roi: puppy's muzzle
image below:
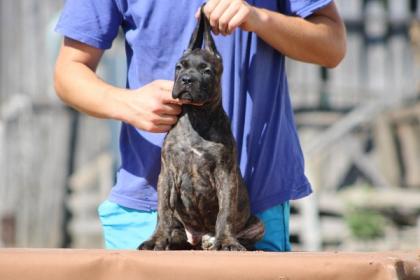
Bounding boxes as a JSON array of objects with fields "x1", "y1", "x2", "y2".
[
  {"x1": 173, "y1": 74, "x2": 198, "y2": 100},
  {"x1": 181, "y1": 75, "x2": 194, "y2": 85}
]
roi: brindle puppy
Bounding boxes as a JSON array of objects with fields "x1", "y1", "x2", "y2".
[{"x1": 138, "y1": 7, "x2": 264, "y2": 251}]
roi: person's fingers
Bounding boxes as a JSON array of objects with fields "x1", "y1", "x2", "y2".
[
  {"x1": 136, "y1": 116, "x2": 174, "y2": 133},
  {"x1": 155, "y1": 80, "x2": 174, "y2": 91},
  {"x1": 208, "y1": 1, "x2": 231, "y2": 34},
  {"x1": 156, "y1": 84, "x2": 184, "y2": 106},
  {"x1": 227, "y1": 5, "x2": 250, "y2": 34},
  {"x1": 161, "y1": 95, "x2": 184, "y2": 106},
  {"x1": 204, "y1": 0, "x2": 221, "y2": 34},
  {"x1": 151, "y1": 124, "x2": 173, "y2": 133},
  {"x1": 159, "y1": 103, "x2": 182, "y2": 115},
  {"x1": 155, "y1": 114, "x2": 179, "y2": 126},
  {"x1": 195, "y1": 7, "x2": 201, "y2": 19},
  {"x1": 218, "y1": 2, "x2": 241, "y2": 35},
  {"x1": 203, "y1": 0, "x2": 220, "y2": 17}
]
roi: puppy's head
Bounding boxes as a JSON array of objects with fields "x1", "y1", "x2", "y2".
[
  {"x1": 172, "y1": 49, "x2": 222, "y2": 106},
  {"x1": 172, "y1": 5, "x2": 223, "y2": 106}
]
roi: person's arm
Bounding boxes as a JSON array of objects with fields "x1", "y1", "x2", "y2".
[
  {"x1": 54, "y1": 38, "x2": 183, "y2": 133},
  {"x1": 202, "y1": 0, "x2": 346, "y2": 68}
]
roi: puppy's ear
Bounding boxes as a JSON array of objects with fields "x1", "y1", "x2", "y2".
[
  {"x1": 186, "y1": 5, "x2": 221, "y2": 60},
  {"x1": 186, "y1": 5, "x2": 205, "y2": 52},
  {"x1": 201, "y1": 6, "x2": 221, "y2": 60}
]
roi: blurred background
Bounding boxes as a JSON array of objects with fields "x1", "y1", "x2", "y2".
[{"x1": 0, "y1": 0, "x2": 419, "y2": 251}]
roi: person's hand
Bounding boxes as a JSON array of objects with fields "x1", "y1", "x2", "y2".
[
  {"x1": 197, "y1": 0, "x2": 261, "y2": 36},
  {"x1": 122, "y1": 80, "x2": 184, "y2": 133}
]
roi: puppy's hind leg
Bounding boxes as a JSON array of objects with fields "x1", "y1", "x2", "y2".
[
  {"x1": 168, "y1": 218, "x2": 193, "y2": 250},
  {"x1": 236, "y1": 215, "x2": 265, "y2": 251}
]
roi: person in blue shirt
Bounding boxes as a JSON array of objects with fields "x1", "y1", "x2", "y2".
[{"x1": 54, "y1": 0, "x2": 346, "y2": 251}]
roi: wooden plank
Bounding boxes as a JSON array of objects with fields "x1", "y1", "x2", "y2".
[
  {"x1": 336, "y1": 188, "x2": 420, "y2": 212},
  {"x1": 389, "y1": 35, "x2": 411, "y2": 98},
  {"x1": 290, "y1": 216, "x2": 348, "y2": 244},
  {"x1": 69, "y1": 153, "x2": 112, "y2": 193},
  {"x1": 292, "y1": 195, "x2": 322, "y2": 251},
  {"x1": 396, "y1": 122, "x2": 420, "y2": 188},
  {"x1": 373, "y1": 115, "x2": 401, "y2": 187},
  {"x1": 12, "y1": 108, "x2": 69, "y2": 247},
  {"x1": 321, "y1": 136, "x2": 358, "y2": 191},
  {"x1": 389, "y1": 0, "x2": 410, "y2": 24},
  {"x1": 304, "y1": 102, "x2": 387, "y2": 157},
  {"x1": 1, "y1": 249, "x2": 419, "y2": 280},
  {"x1": 329, "y1": 32, "x2": 363, "y2": 107},
  {"x1": 68, "y1": 221, "x2": 102, "y2": 236},
  {"x1": 0, "y1": 0, "x2": 21, "y2": 100},
  {"x1": 0, "y1": 106, "x2": 72, "y2": 247},
  {"x1": 351, "y1": 149, "x2": 393, "y2": 189},
  {"x1": 365, "y1": 1, "x2": 388, "y2": 94},
  {"x1": 36, "y1": 109, "x2": 72, "y2": 247},
  {"x1": 387, "y1": 102, "x2": 420, "y2": 122},
  {"x1": 67, "y1": 151, "x2": 113, "y2": 248},
  {"x1": 295, "y1": 111, "x2": 342, "y2": 127},
  {"x1": 335, "y1": 0, "x2": 363, "y2": 21},
  {"x1": 21, "y1": 0, "x2": 37, "y2": 98}
]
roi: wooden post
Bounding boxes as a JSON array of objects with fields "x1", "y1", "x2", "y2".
[
  {"x1": 330, "y1": 0, "x2": 363, "y2": 108},
  {"x1": 373, "y1": 116, "x2": 400, "y2": 187},
  {"x1": 397, "y1": 121, "x2": 420, "y2": 188},
  {"x1": 364, "y1": 1, "x2": 388, "y2": 96}
]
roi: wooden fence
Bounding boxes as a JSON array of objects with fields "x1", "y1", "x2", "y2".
[
  {"x1": 287, "y1": 0, "x2": 420, "y2": 251},
  {"x1": 0, "y1": 1, "x2": 116, "y2": 248},
  {"x1": 288, "y1": 0, "x2": 419, "y2": 109},
  {"x1": 0, "y1": 0, "x2": 68, "y2": 248}
]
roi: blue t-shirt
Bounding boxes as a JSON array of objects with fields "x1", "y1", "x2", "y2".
[{"x1": 56, "y1": 0, "x2": 331, "y2": 213}]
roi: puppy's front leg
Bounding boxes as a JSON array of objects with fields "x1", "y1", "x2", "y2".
[
  {"x1": 138, "y1": 166, "x2": 190, "y2": 250},
  {"x1": 208, "y1": 167, "x2": 246, "y2": 251}
]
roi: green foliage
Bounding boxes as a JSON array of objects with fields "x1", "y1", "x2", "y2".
[{"x1": 345, "y1": 208, "x2": 386, "y2": 240}]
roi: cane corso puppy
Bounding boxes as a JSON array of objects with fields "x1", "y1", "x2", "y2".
[{"x1": 138, "y1": 7, "x2": 264, "y2": 251}]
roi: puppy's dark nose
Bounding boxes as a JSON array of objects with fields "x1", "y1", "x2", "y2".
[{"x1": 181, "y1": 75, "x2": 193, "y2": 85}]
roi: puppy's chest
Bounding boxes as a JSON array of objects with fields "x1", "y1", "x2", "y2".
[{"x1": 163, "y1": 127, "x2": 224, "y2": 169}]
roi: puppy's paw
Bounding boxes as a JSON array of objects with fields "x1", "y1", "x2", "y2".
[
  {"x1": 205, "y1": 236, "x2": 246, "y2": 251},
  {"x1": 220, "y1": 240, "x2": 246, "y2": 251},
  {"x1": 138, "y1": 238, "x2": 161, "y2": 250},
  {"x1": 201, "y1": 234, "x2": 216, "y2": 250},
  {"x1": 137, "y1": 238, "x2": 168, "y2": 251},
  {"x1": 138, "y1": 233, "x2": 191, "y2": 251}
]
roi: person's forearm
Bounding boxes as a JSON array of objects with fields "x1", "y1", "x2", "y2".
[
  {"x1": 251, "y1": 6, "x2": 346, "y2": 68},
  {"x1": 54, "y1": 37, "x2": 183, "y2": 133},
  {"x1": 54, "y1": 59, "x2": 128, "y2": 121}
]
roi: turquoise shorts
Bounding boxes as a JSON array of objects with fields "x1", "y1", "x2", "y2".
[{"x1": 98, "y1": 200, "x2": 291, "y2": 252}]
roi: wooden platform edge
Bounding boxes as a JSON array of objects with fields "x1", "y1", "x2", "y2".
[{"x1": 0, "y1": 249, "x2": 418, "y2": 280}]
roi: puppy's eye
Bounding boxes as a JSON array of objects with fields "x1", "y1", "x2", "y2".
[
  {"x1": 203, "y1": 69, "x2": 213, "y2": 75},
  {"x1": 181, "y1": 60, "x2": 189, "y2": 67},
  {"x1": 175, "y1": 64, "x2": 182, "y2": 71}
]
